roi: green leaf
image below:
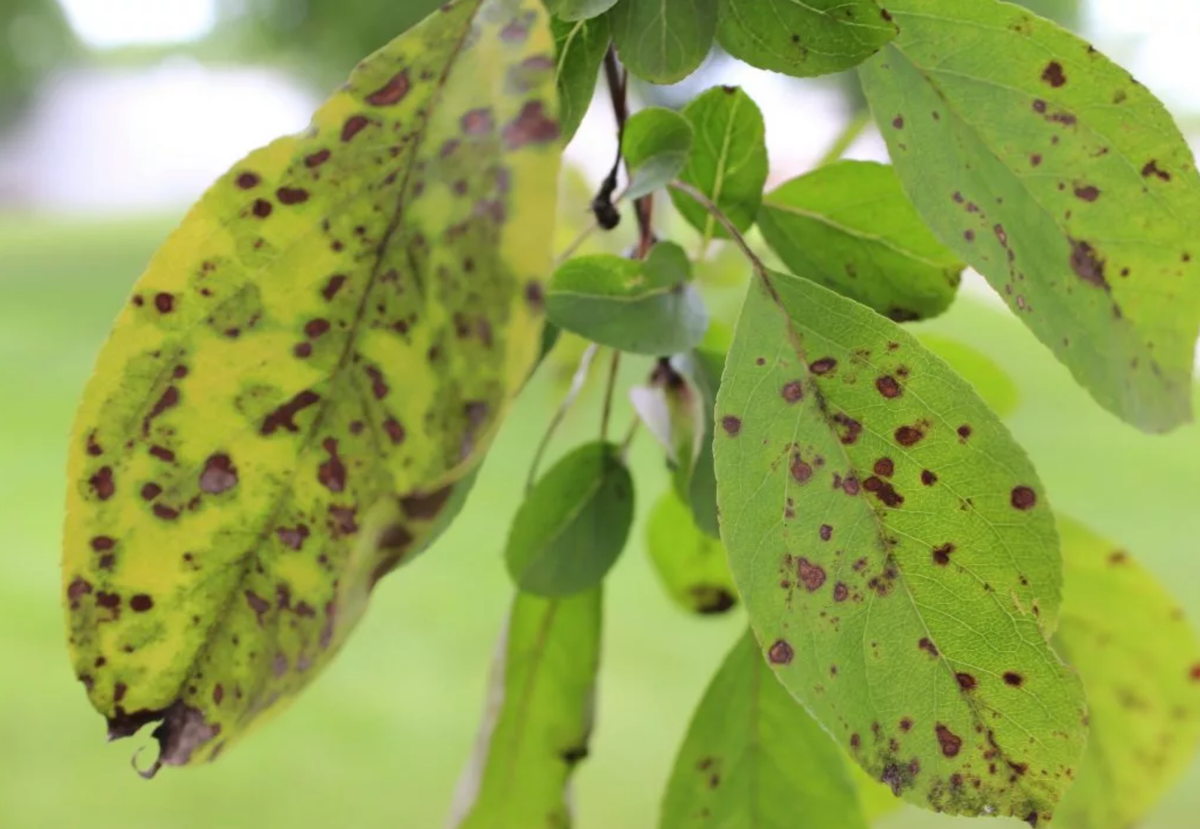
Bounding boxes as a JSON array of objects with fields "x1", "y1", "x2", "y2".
[
  {"x1": 546, "y1": 0, "x2": 621, "y2": 21},
  {"x1": 1053, "y1": 517, "x2": 1200, "y2": 829},
  {"x1": 546, "y1": 242, "x2": 708, "y2": 355},
  {"x1": 449, "y1": 589, "x2": 602, "y2": 828},
  {"x1": 671, "y1": 85, "x2": 769, "y2": 243},
  {"x1": 916, "y1": 333, "x2": 1020, "y2": 419},
  {"x1": 646, "y1": 489, "x2": 737, "y2": 615},
  {"x1": 715, "y1": 0, "x2": 896, "y2": 78},
  {"x1": 660, "y1": 630, "x2": 869, "y2": 828},
  {"x1": 713, "y1": 271, "x2": 1087, "y2": 820},
  {"x1": 672, "y1": 330, "x2": 728, "y2": 538},
  {"x1": 630, "y1": 361, "x2": 706, "y2": 477},
  {"x1": 610, "y1": 0, "x2": 717, "y2": 84},
  {"x1": 551, "y1": 13, "x2": 610, "y2": 143},
  {"x1": 758, "y1": 161, "x2": 963, "y2": 322},
  {"x1": 858, "y1": 0, "x2": 1200, "y2": 433},
  {"x1": 622, "y1": 107, "x2": 695, "y2": 200},
  {"x1": 62, "y1": 0, "x2": 561, "y2": 770},
  {"x1": 505, "y1": 442, "x2": 635, "y2": 597}
]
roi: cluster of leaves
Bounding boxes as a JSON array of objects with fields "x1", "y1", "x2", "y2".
[{"x1": 62, "y1": 0, "x2": 1200, "y2": 827}]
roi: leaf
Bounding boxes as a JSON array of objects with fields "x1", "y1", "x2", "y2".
[
  {"x1": 546, "y1": 241, "x2": 708, "y2": 355},
  {"x1": 630, "y1": 361, "x2": 706, "y2": 473},
  {"x1": 713, "y1": 270, "x2": 1087, "y2": 820},
  {"x1": 505, "y1": 442, "x2": 635, "y2": 597},
  {"x1": 660, "y1": 630, "x2": 869, "y2": 828},
  {"x1": 62, "y1": 0, "x2": 562, "y2": 770},
  {"x1": 671, "y1": 85, "x2": 769, "y2": 243},
  {"x1": 858, "y1": 0, "x2": 1200, "y2": 433},
  {"x1": 546, "y1": 0, "x2": 622, "y2": 21},
  {"x1": 715, "y1": 0, "x2": 896, "y2": 78},
  {"x1": 673, "y1": 329, "x2": 728, "y2": 538},
  {"x1": 621, "y1": 107, "x2": 695, "y2": 200},
  {"x1": 551, "y1": 13, "x2": 610, "y2": 143},
  {"x1": 610, "y1": 0, "x2": 717, "y2": 84},
  {"x1": 917, "y1": 333, "x2": 1020, "y2": 419},
  {"x1": 646, "y1": 489, "x2": 737, "y2": 615},
  {"x1": 758, "y1": 161, "x2": 963, "y2": 322},
  {"x1": 449, "y1": 588, "x2": 602, "y2": 829},
  {"x1": 1052, "y1": 516, "x2": 1200, "y2": 829}
]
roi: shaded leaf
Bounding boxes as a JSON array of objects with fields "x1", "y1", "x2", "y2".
[
  {"x1": 62, "y1": 0, "x2": 561, "y2": 769},
  {"x1": 715, "y1": 0, "x2": 896, "y2": 78},
  {"x1": 505, "y1": 442, "x2": 634, "y2": 597},
  {"x1": 551, "y1": 13, "x2": 610, "y2": 143},
  {"x1": 449, "y1": 588, "x2": 602, "y2": 828},
  {"x1": 758, "y1": 161, "x2": 963, "y2": 322},
  {"x1": 547, "y1": 0, "x2": 622, "y2": 21},
  {"x1": 916, "y1": 333, "x2": 1020, "y2": 419},
  {"x1": 858, "y1": 0, "x2": 1200, "y2": 433},
  {"x1": 673, "y1": 328, "x2": 728, "y2": 538},
  {"x1": 622, "y1": 107, "x2": 695, "y2": 200},
  {"x1": 646, "y1": 489, "x2": 737, "y2": 616},
  {"x1": 713, "y1": 270, "x2": 1087, "y2": 820},
  {"x1": 610, "y1": 0, "x2": 717, "y2": 84},
  {"x1": 547, "y1": 241, "x2": 708, "y2": 355},
  {"x1": 660, "y1": 630, "x2": 869, "y2": 828},
  {"x1": 630, "y1": 360, "x2": 706, "y2": 473},
  {"x1": 1053, "y1": 516, "x2": 1200, "y2": 829},
  {"x1": 671, "y1": 85, "x2": 769, "y2": 242}
]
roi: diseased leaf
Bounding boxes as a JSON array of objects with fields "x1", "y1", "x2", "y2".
[
  {"x1": 671, "y1": 85, "x2": 768, "y2": 242},
  {"x1": 715, "y1": 0, "x2": 896, "y2": 78},
  {"x1": 660, "y1": 630, "x2": 869, "y2": 828},
  {"x1": 917, "y1": 333, "x2": 1020, "y2": 419},
  {"x1": 672, "y1": 328, "x2": 728, "y2": 539},
  {"x1": 610, "y1": 0, "x2": 717, "y2": 84},
  {"x1": 758, "y1": 161, "x2": 963, "y2": 322},
  {"x1": 713, "y1": 271, "x2": 1087, "y2": 820},
  {"x1": 551, "y1": 13, "x2": 610, "y2": 143},
  {"x1": 858, "y1": 0, "x2": 1200, "y2": 433},
  {"x1": 546, "y1": 242, "x2": 708, "y2": 355},
  {"x1": 646, "y1": 489, "x2": 737, "y2": 616},
  {"x1": 62, "y1": 0, "x2": 561, "y2": 770},
  {"x1": 630, "y1": 360, "x2": 706, "y2": 474},
  {"x1": 546, "y1": 0, "x2": 622, "y2": 21},
  {"x1": 449, "y1": 589, "x2": 602, "y2": 829},
  {"x1": 1053, "y1": 517, "x2": 1200, "y2": 829},
  {"x1": 505, "y1": 442, "x2": 634, "y2": 597},
  {"x1": 622, "y1": 107, "x2": 695, "y2": 200}
]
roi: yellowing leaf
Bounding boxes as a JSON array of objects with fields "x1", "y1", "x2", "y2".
[
  {"x1": 1054, "y1": 517, "x2": 1200, "y2": 829},
  {"x1": 859, "y1": 0, "x2": 1200, "y2": 433},
  {"x1": 63, "y1": 0, "x2": 561, "y2": 770},
  {"x1": 646, "y1": 489, "x2": 737, "y2": 615},
  {"x1": 714, "y1": 271, "x2": 1087, "y2": 821}
]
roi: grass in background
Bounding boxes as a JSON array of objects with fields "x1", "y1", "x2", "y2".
[{"x1": 2, "y1": 214, "x2": 1199, "y2": 829}]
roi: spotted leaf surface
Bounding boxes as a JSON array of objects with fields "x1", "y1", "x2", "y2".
[
  {"x1": 660, "y1": 630, "x2": 869, "y2": 828},
  {"x1": 62, "y1": 0, "x2": 561, "y2": 770},
  {"x1": 449, "y1": 589, "x2": 602, "y2": 829},
  {"x1": 714, "y1": 271, "x2": 1087, "y2": 820},
  {"x1": 670, "y1": 85, "x2": 768, "y2": 243},
  {"x1": 858, "y1": 0, "x2": 1200, "y2": 433},
  {"x1": 758, "y1": 161, "x2": 964, "y2": 323},
  {"x1": 646, "y1": 489, "x2": 737, "y2": 616},
  {"x1": 551, "y1": 13, "x2": 610, "y2": 143},
  {"x1": 1053, "y1": 517, "x2": 1200, "y2": 829},
  {"x1": 716, "y1": 0, "x2": 895, "y2": 78},
  {"x1": 917, "y1": 334, "x2": 1020, "y2": 420},
  {"x1": 610, "y1": 0, "x2": 717, "y2": 84}
]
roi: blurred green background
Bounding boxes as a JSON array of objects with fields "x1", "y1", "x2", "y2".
[{"x1": 3, "y1": 1, "x2": 1200, "y2": 828}]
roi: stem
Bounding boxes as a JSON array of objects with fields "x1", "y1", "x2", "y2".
[
  {"x1": 526, "y1": 343, "x2": 600, "y2": 491},
  {"x1": 619, "y1": 417, "x2": 641, "y2": 461},
  {"x1": 817, "y1": 108, "x2": 872, "y2": 167},
  {"x1": 555, "y1": 219, "x2": 600, "y2": 267},
  {"x1": 599, "y1": 349, "x2": 621, "y2": 442},
  {"x1": 599, "y1": 47, "x2": 656, "y2": 254}
]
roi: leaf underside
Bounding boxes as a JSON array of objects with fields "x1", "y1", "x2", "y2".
[{"x1": 63, "y1": 0, "x2": 561, "y2": 768}]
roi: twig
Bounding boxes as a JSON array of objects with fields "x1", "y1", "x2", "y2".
[
  {"x1": 817, "y1": 108, "x2": 872, "y2": 168},
  {"x1": 599, "y1": 349, "x2": 621, "y2": 442},
  {"x1": 526, "y1": 343, "x2": 600, "y2": 491}
]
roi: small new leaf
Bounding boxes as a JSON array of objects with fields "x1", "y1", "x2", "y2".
[
  {"x1": 622, "y1": 107, "x2": 695, "y2": 200},
  {"x1": 610, "y1": 0, "x2": 718, "y2": 84},
  {"x1": 716, "y1": 0, "x2": 896, "y2": 78},
  {"x1": 551, "y1": 13, "x2": 611, "y2": 143},
  {"x1": 1053, "y1": 517, "x2": 1200, "y2": 829},
  {"x1": 505, "y1": 442, "x2": 634, "y2": 597},
  {"x1": 646, "y1": 489, "x2": 737, "y2": 616},
  {"x1": 758, "y1": 161, "x2": 963, "y2": 322},
  {"x1": 671, "y1": 85, "x2": 769, "y2": 242},
  {"x1": 714, "y1": 271, "x2": 1087, "y2": 820},
  {"x1": 546, "y1": 242, "x2": 708, "y2": 355},
  {"x1": 660, "y1": 630, "x2": 869, "y2": 828},
  {"x1": 859, "y1": 0, "x2": 1200, "y2": 432}
]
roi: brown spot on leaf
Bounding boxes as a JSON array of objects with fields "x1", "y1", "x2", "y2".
[
  {"x1": 876, "y1": 375, "x2": 902, "y2": 398},
  {"x1": 1041, "y1": 61, "x2": 1067, "y2": 87},
  {"x1": 873, "y1": 458, "x2": 895, "y2": 478},
  {"x1": 130, "y1": 594, "x2": 154, "y2": 612},
  {"x1": 1142, "y1": 160, "x2": 1171, "y2": 181},
  {"x1": 1004, "y1": 672, "x2": 1025, "y2": 687},
  {"x1": 1011, "y1": 486, "x2": 1037, "y2": 511},
  {"x1": 768, "y1": 640, "x2": 794, "y2": 664},
  {"x1": 364, "y1": 365, "x2": 389, "y2": 400},
  {"x1": 261, "y1": 390, "x2": 320, "y2": 435},
  {"x1": 957, "y1": 425, "x2": 972, "y2": 440},
  {"x1": 245, "y1": 591, "x2": 270, "y2": 625},
  {"x1": 276, "y1": 524, "x2": 309, "y2": 550},
  {"x1": 956, "y1": 672, "x2": 977, "y2": 691},
  {"x1": 833, "y1": 413, "x2": 862, "y2": 445},
  {"x1": 932, "y1": 543, "x2": 955, "y2": 566},
  {"x1": 833, "y1": 582, "x2": 849, "y2": 602},
  {"x1": 1074, "y1": 185, "x2": 1101, "y2": 202},
  {"x1": 921, "y1": 469, "x2": 938, "y2": 486},
  {"x1": 721, "y1": 416, "x2": 742, "y2": 436},
  {"x1": 809, "y1": 357, "x2": 837, "y2": 375},
  {"x1": 918, "y1": 637, "x2": 939, "y2": 657},
  {"x1": 235, "y1": 172, "x2": 260, "y2": 189},
  {"x1": 384, "y1": 418, "x2": 406, "y2": 445},
  {"x1": 142, "y1": 386, "x2": 180, "y2": 437},
  {"x1": 790, "y1": 454, "x2": 814, "y2": 484},
  {"x1": 89, "y1": 467, "x2": 115, "y2": 500},
  {"x1": 199, "y1": 454, "x2": 238, "y2": 495},
  {"x1": 318, "y1": 438, "x2": 347, "y2": 492},
  {"x1": 781, "y1": 381, "x2": 804, "y2": 403},
  {"x1": 342, "y1": 114, "x2": 370, "y2": 142},
  {"x1": 936, "y1": 724, "x2": 963, "y2": 757},
  {"x1": 252, "y1": 198, "x2": 272, "y2": 218},
  {"x1": 366, "y1": 70, "x2": 410, "y2": 106},
  {"x1": 401, "y1": 485, "x2": 454, "y2": 520},
  {"x1": 819, "y1": 524, "x2": 833, "y2": 541},
  {"x1": 322, "y1": 274, "x2": 346, "y2": 300},
  {"x1": 503, "y1": 101, "x2": 559, "y2": 149},
  {"x1": 895, "y1": 425, "x2": 924, "y2": 446},
  {"x1": 276, "y1": 186, "x2": 309, "y2": 205},
  {"x1": 1070, "y1": 238, "x2": 1109, "y2": 290},
  {"x1": 796, "y1": 558, "x2": 826, "y2": 591},
  {"x1": 305, "y1": 149, "x2": 331, "y2": 168},
  {"x1": 863, "y1": 476, "x2": 904, "y2": 507}
]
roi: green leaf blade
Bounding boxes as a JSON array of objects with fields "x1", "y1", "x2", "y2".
[
  {"x1": 547, "y1": 0, "x2": 622, "y2": 21},
  {"x1": 611, "y1": 0, "x2": 718, "y2": 84},
  {"x1": 622, "y1": 107, "x2": 695, "y2": 200},
  {"x1": 758, "y1": 161, "x2": 963, "y2": 322},
  {"x1": 505, "y1": 442, "x2": 635, "y2": 597},
  {"x1": 859, "y1": 0, "x2": 1200, "y2": 432},
  {"x1": 551, "y1": 13, "x2": 610, "y2": 143},
  {"x1": 714, "y1": 272, "x2": 1087, "y2": 820}
]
